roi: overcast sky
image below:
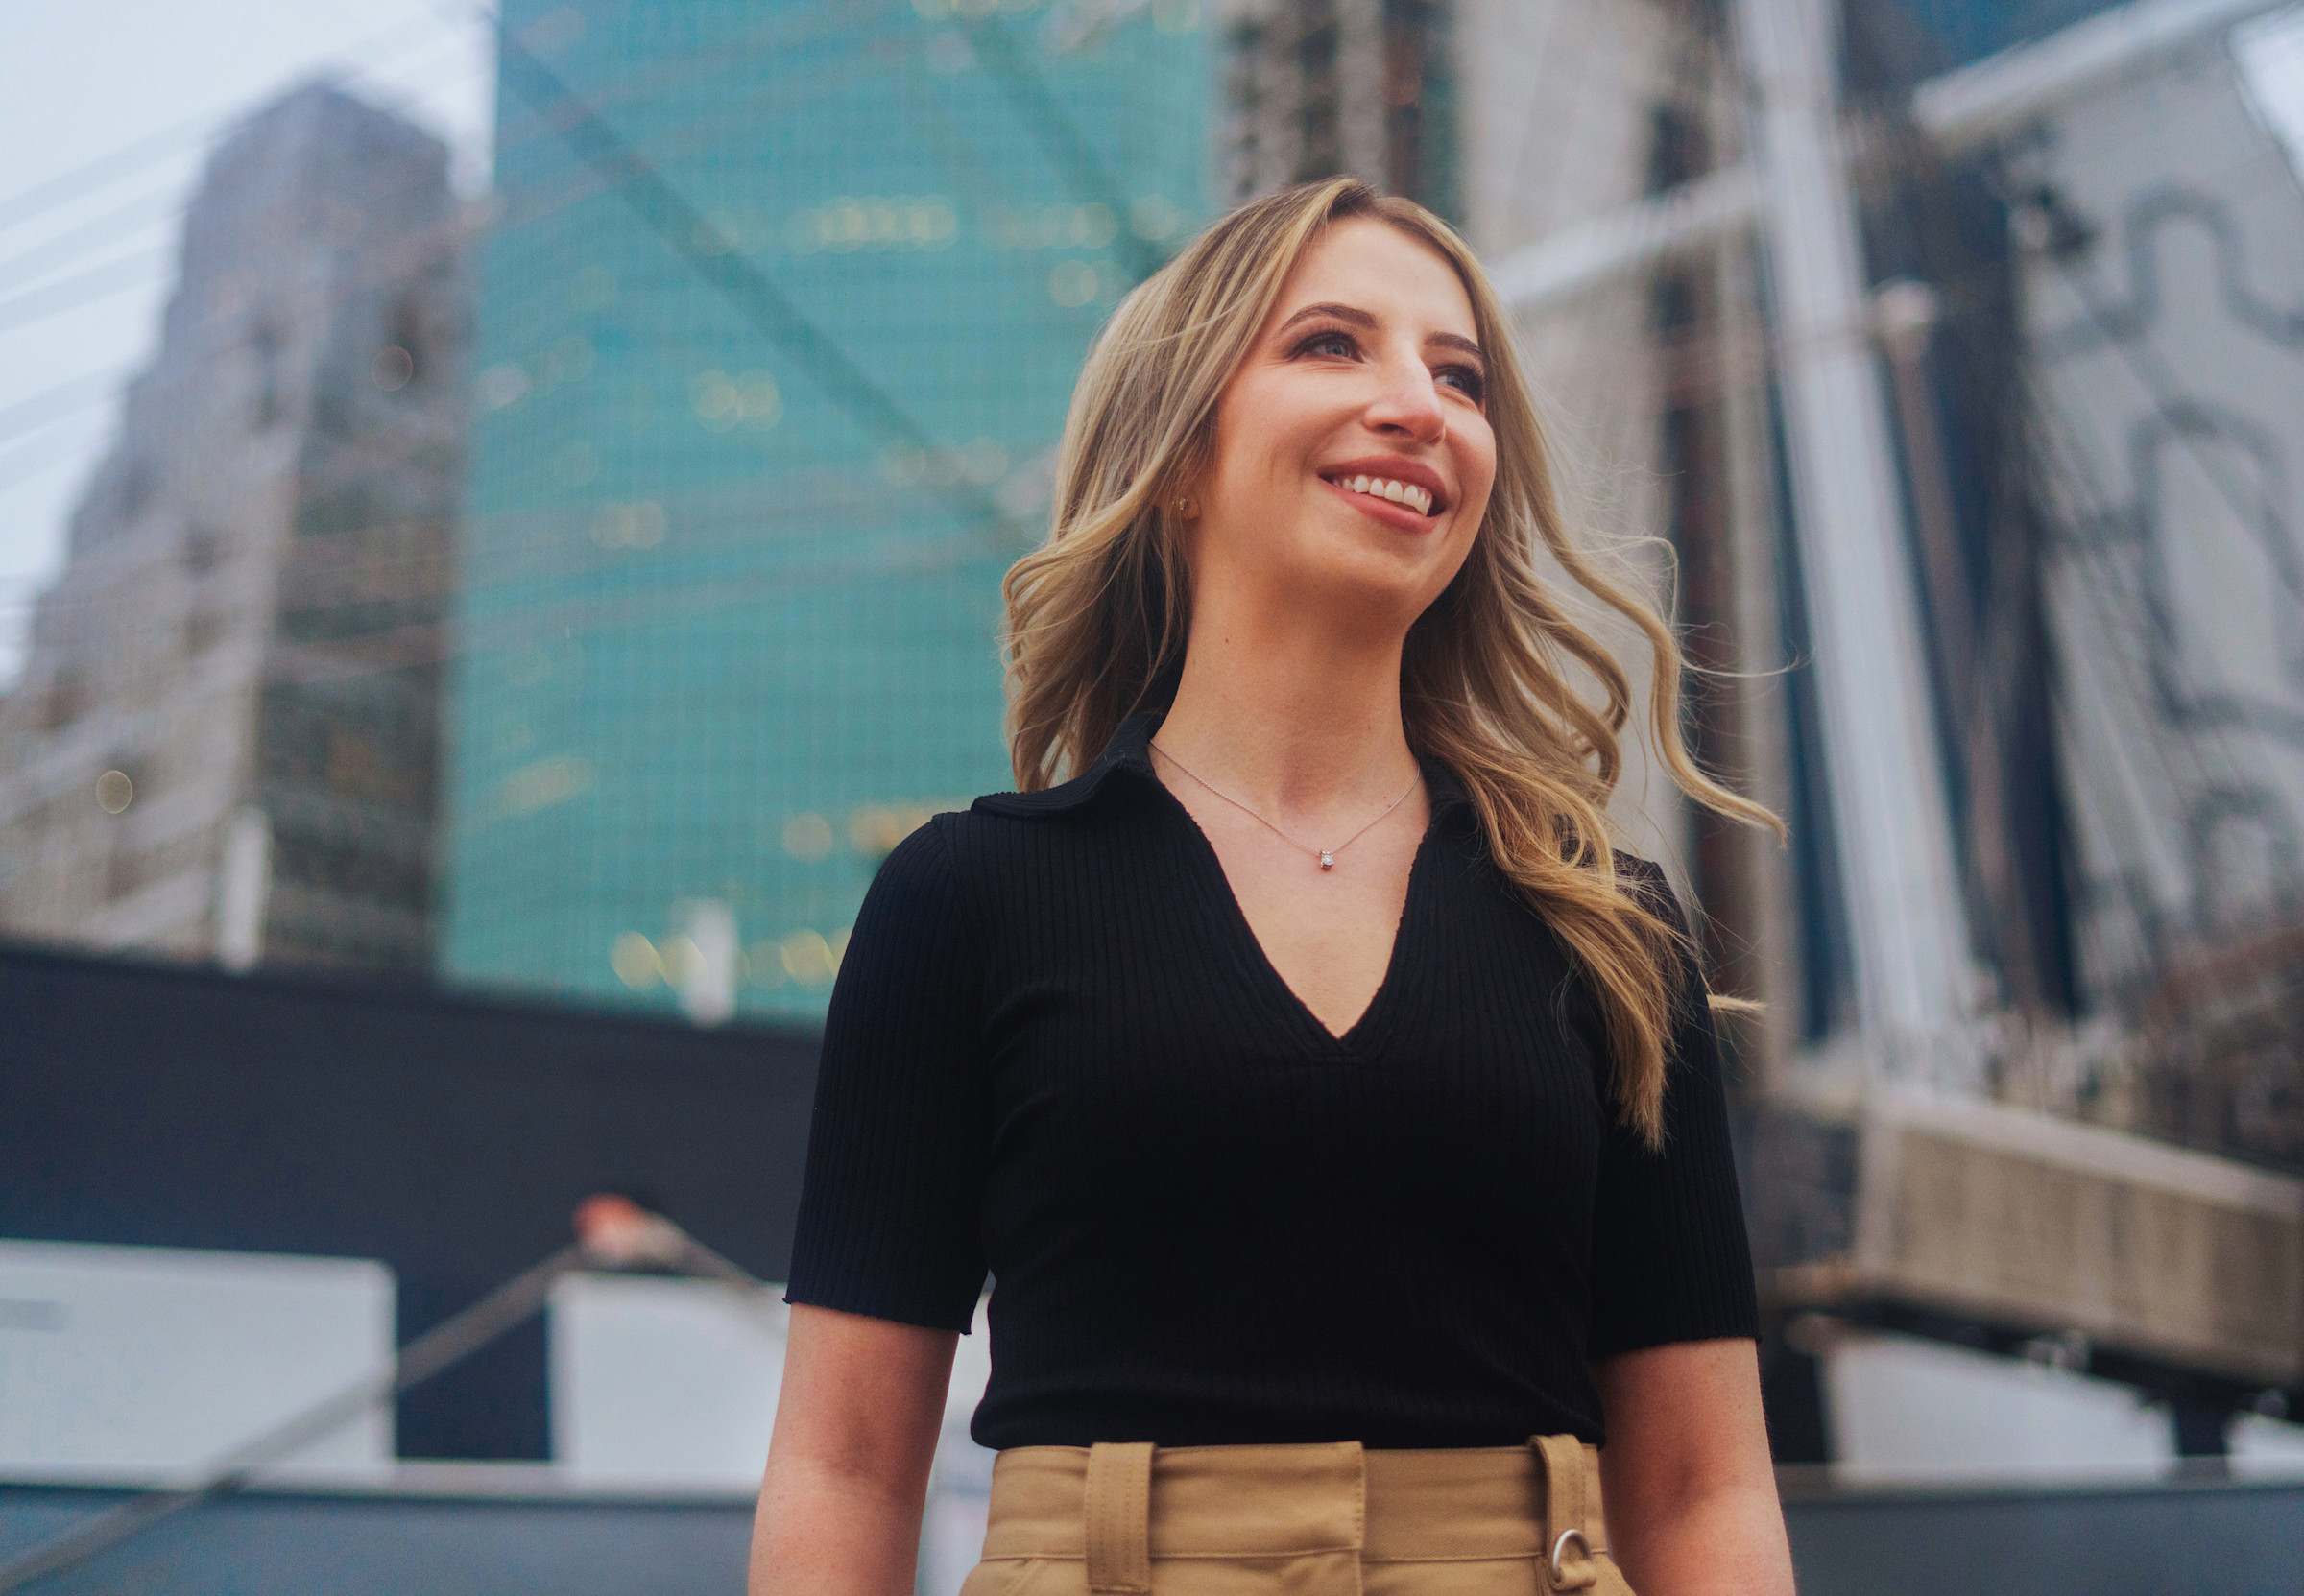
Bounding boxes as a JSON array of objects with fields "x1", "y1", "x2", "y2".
[
  {"x1": 0, "y1": 0, "x2": 492, "y2": 681},
  {"x1": 5, "y1": 4, "x2": 2304, "y2": 684}
]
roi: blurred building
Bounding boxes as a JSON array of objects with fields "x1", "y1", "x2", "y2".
[
  {"x1": 444, "y1": 0, "x2": 1209, "y2": 1023},
  {"x1": 1454, "y1": 0, "x2": 2304, "y2": 1461},
  {"x1": 2006, "y1": 17, "x2": 2304, "y2": 1168},
  {"x1": 1884, "y1": 0, "x2": 2152, "y2": 62},
  {"x1": 0, "y1": 84, "x2": 469, "y2": 975},
  {"x1": 1213, "y1": 0, "x2": 1459, "y2": 216}
]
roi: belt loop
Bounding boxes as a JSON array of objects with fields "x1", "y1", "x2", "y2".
[
  {"x1": 1084, "y1": 1441, "x2": 1155, "y2": 1594},
  {"x1": 1528, "y1": 1434, "x2": 1598, "y2": 1592},
  {"x1": 1581, "y1": 1442, "x2": 1609, "y2": 1554}
]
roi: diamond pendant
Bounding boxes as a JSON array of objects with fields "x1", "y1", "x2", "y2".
[{"x1": 1318, "y1": 851, "x2": 1335, "y2": 870}]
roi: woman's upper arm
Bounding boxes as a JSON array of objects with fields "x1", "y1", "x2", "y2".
[
  {"x1": 1585, "y1": 867, "x2": 1790, "y2": 1590},
  {"x1": 785, "y1": 819, "x2": 992, "y2": 1331},
  {"x1": 752, "y1": 822, "x2": 990, "y2": 1593},
  {"x1": 1588, "y1": 860, "x2": 1761, "y2": 1358}
]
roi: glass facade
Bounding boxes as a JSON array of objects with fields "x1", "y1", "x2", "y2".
[{"x1": 444, "y1": 0, "x2": 1210, "y2": 1021}]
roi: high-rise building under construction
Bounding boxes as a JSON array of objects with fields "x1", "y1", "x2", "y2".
[
  {"x1": 444, "y1": 0, "x2": 1209, "y2": 1021},
  {"x1": 1441, "y1": 0, "x2": 2304, "y2": 1463},
  {"x1": 0, "y1": 84, "x2": 468, "y2": 975}
]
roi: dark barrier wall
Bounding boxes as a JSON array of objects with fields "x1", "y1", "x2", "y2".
[{"x1": 0, "y1": 943, "x2": 820, "y2": 1460}]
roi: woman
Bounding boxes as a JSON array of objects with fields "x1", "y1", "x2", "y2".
[{"x1": 750, "y1": 179, "x2": 1796, "y2": 1595}]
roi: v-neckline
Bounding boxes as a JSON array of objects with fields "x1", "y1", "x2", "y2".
[{"x1": 1154, "y1": 776, "x2": 1436, "y2": 1055}]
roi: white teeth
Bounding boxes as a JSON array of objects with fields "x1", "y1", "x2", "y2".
[{"x1": 1328, "y1": 473, "x2": 1436, "y2": 514}]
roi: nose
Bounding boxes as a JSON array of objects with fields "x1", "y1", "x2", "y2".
[{"x1": 1362, "y1": 345, "x2": 1447, "y2": 445}]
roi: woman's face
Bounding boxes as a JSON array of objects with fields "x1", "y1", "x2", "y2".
[{"x1": 1190, "y1": 216, "x2": 1497, "y2": 632}]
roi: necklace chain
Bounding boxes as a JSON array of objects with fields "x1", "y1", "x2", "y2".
[{"x1": 1149, "y1": 741, "x2": 1421, "y2": 870}]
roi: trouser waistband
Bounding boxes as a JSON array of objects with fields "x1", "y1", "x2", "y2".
[{"x1": 981, "y1": 1435, "x2": 1611, "y2": 1592}]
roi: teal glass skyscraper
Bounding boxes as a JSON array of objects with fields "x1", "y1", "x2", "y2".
[{"x1": 445, "y1": 0, "x2": 1209, "y2": 1021}]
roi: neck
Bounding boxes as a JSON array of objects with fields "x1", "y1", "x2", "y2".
[{"x1": 1153, "y1": 594, "x2": 1420, "y2": 817}]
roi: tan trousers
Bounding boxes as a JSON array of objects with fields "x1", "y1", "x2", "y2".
[{"x1": 957, "y1": 1435, "x2": 1637, "y2": 1595}]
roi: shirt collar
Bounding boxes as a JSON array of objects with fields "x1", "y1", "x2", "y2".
[
  {"x1": 973, "y1": 711, "x2": 1473, "y2": 822},
  {"x1": 970, "y1": 712, "x2": 1157, "y2": 819}
]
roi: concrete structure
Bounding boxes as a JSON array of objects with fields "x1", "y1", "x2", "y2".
[
  {"x1": 2017, "y1": 32, "x2": 2304, "y2": 1015},
  {"x1": 0, "y1": 84, "x2": 470, "y2": 975},
  {"x1": 1451, "y1": 0, "x2": 2304, "y2": 1450},
  {"x1": 1464, "y1": 0, "x2": 2304, "y2": 1069},
  {"x1": 1841, "y1": 1095, "x2": 2303, "y2": 1388}
]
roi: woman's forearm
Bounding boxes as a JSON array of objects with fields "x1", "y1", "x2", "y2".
[
  {"x1": 748, "y1": 1306, "x2": 958, "y2": 1595},
  {"x1": 1609, "y1": 1480, "x2": 1795, "y2": 1596},
  {"x1": 749, "y1": 1452, "x2": 931, "y2": 1596},
  {"x1": 1594, "y1": 1340, "x2": 1796, "y2": 1595}
]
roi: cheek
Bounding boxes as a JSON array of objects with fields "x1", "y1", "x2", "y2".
[
  {"x1": 1458, "y1": 431, "x2": 1499, "y2": 515},
  {"x1": 1213, "y1": 371, "x2": 1340, "y2": 488}
]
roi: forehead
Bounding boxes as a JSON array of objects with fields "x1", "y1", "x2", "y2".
[{"x1": 1267, "y1": 217, "x2": 1476, "y2": 335}]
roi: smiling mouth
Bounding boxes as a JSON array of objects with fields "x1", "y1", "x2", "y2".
[{"x1": 1321, "y1": 471, "x2": 1440, "y2": 517}]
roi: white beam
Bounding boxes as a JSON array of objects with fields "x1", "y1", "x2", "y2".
[
  {"x1": 1487, "y1": 163, "x2": 1763, "y2": 312},
  {"x1": 1915, "y1": 0, "x2": 2291, "y2": 151},
  {"x1": 1499, "y1": 0, "x2": 2290, "y2": 316},
  {"x1": 1732, "y1": 0, "x2": 1977, "y2": 1067}
]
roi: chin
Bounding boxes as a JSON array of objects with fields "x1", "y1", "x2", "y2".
[{"x1": 1297, "y1": 545, "x2": 1449, "y2": 628}]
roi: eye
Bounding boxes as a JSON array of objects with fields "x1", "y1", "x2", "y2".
[
  {"x1": 1435, "y1": 364, "x2": 1486, "y2": 404},
  {"x1": 1289, "y1": 327, "x2": 1360, "y2": 360}
]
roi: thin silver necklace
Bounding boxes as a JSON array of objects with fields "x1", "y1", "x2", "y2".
[{"x1": 1149, "y1": 740, "x2": 1422, "y2": 871}]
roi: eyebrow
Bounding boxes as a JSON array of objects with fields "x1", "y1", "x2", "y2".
[{"x1": 1277, "y1": 301, "x2": 1486, "y2": 366}]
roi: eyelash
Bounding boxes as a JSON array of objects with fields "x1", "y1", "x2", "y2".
[{"x1": 1288, "y1": 328, "x2": 1486, "y2": 404}]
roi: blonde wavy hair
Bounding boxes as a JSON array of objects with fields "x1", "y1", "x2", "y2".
[{"x1": 1000, "y1": 178, "x2": 1780, "y2": 1145}]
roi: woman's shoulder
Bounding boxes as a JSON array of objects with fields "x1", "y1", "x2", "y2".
[
  {"x1": 875, "y1": 772, "x2": 1110, "y2": 889},
  {"x1": 963, "y1": 759, "x2": 1129, "y2": 823},
  {"x1": 921, "y1": 755, "x2": 1145, "y2": 859},
  {"x1": 857, "y1": 817, "x2": 964, "y2": 917}
]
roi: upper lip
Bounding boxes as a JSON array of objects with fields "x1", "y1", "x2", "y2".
[{"x1": 1318, "y1": 456, "x2": 1450, "y2": 515}]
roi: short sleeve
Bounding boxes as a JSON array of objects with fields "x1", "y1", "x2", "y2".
[
  {"x1": 784, "y1": 819, "x2": 990, "y2": 1332},
  {"x1": 1585, "y1": 860, "x2": 1762, "y2": 1359}
]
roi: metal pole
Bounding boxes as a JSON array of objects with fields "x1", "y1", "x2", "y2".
[{"x1": 1730, "y1": 0, "x2": 1976, "y2": 1079}]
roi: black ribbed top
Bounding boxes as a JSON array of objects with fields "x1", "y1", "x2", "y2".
[{"x1": 785, "y1": 713, "x2": 1759, "y2": 1450}]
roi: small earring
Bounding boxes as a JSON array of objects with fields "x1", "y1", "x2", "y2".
[{"x1": 1173, "y1": 494, "x2": 1199, "y2": 519}]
